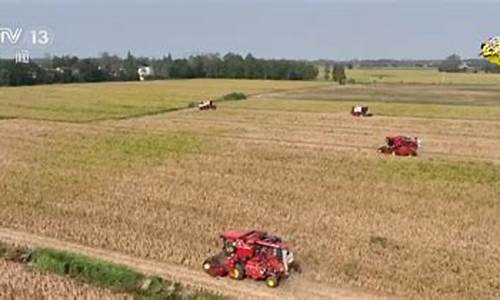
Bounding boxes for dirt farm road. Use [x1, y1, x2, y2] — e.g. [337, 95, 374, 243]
[0, 227, 391, 300]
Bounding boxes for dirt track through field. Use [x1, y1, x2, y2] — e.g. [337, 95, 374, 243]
[0, 227, 389, 300]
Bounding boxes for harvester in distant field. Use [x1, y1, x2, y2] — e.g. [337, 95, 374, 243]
[198, 100, 217, 110]
[480, 37, 500, 66]
[351, 105, 372, 117]
[378, 136, 420, 156]
[203, 230, 297, 288]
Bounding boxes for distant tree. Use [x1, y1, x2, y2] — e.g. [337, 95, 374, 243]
[149, 57, 166, 79]
[304, 64, 319, 80]
[53, 68, 74, 83]
[201, 54, 222, 78]
[223, 53, 245, 78]
[188, 55, 206, 78]
[169, 59, 193, 78]
[0, 71, 9, 86]
[123, 51, 139, 80]
[0, 61, 44, 86]
[332, 64, 346, 84]
[98, 52, 123, 80]
[52, 55, 79, 69]
[244, 53, 261, 79]
[438, 54, 462, 73]
[323, 64, 331, 80]
[75, 59, 107, 82]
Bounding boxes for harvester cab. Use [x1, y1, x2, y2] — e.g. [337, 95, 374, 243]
[351, 105, 372, 117]
[198, 100, 217, 110]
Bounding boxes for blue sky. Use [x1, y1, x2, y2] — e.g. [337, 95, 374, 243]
[0, 0, 499, 60]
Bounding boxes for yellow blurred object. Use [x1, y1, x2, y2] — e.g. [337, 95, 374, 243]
[480, 37, 500, 66]
[486, 56, 500, 66]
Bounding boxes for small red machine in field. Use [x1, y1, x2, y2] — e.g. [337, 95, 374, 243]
[378, 136, 420, 156]
[203, 230, 296, 288]
[351, 105, 372, 117]
[198, 100, 217, 110]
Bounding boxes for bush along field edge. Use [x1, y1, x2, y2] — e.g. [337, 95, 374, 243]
[0, 241, 226, 300]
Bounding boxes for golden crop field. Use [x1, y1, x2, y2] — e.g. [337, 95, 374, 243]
[1, 74, 499, 299]
[0, 79, 325, 122]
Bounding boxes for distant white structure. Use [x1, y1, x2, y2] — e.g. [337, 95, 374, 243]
[138, 66, 154, 81]
[458, 62, 476, 73]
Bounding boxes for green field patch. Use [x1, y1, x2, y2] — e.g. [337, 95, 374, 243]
[375, 159, 500, 185]
[346, 68, 500, 85]
[53, 132, 202, 170]
[5, 131, 205, 211]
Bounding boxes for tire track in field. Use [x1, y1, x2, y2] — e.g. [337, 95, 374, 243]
[2, 113, 499, 163]
[0, 227, 389, 300]
[188, 132, 500, 163]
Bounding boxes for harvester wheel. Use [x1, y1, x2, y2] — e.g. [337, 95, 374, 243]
[265, 275, 279, 288]
[229, 263, 245, 280]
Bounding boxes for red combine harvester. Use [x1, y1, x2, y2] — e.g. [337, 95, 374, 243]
[351, 105, 372, 117]
[378, 136, 420, 156]
[198, 100, 217, 110]
[203, 230, 295, 288]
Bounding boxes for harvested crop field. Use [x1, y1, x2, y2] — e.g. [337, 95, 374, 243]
[0, 260, 129, 299]
[0, 76, 499, 299]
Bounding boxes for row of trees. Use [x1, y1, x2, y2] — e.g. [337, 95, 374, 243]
[323, 64, 347, 84]
[317, 57, 500, 72]
[439, 54, 500, 73]
[438, 54, 464, 72]
[0, 52, 319, 87]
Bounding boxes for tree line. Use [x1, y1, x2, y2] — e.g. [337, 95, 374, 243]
[439, 54, 500, 73]
[0, 52, 319, 87]
[317, 57, 500, 73]
[322, 64, 347, 84]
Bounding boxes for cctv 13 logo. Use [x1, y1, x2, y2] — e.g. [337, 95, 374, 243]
[0, 27, 53, 47]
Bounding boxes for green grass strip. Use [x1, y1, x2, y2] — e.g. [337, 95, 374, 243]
[31, 248, 141, 292]
[29, 248, 225, 299]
